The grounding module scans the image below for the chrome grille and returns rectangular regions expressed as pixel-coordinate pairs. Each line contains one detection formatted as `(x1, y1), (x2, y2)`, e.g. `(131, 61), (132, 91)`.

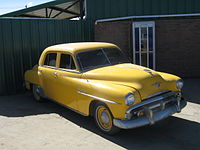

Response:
(125, 91), (181, 119)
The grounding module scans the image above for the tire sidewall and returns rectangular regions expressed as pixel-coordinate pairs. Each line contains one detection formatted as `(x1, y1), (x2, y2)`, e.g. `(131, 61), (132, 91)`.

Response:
(94, 103), (120, 135)
(32, 84), (42, 101)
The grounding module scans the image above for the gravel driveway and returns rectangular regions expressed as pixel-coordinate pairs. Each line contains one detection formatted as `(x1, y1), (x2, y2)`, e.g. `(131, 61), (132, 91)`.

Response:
(0, 79), (199, 150)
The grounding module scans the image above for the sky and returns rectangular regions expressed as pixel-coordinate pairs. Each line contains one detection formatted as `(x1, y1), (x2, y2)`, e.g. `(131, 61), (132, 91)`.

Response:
(0, 0), (52, 15)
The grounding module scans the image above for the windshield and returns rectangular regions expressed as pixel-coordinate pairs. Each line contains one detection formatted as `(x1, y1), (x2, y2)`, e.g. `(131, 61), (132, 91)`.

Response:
(76, 48), (130, 71)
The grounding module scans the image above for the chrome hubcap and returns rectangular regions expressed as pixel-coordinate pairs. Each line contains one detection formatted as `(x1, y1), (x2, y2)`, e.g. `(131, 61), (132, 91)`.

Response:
(36, 88), (40, 96)
(33, 85), (40, 100)
(101, 112), (109, 124)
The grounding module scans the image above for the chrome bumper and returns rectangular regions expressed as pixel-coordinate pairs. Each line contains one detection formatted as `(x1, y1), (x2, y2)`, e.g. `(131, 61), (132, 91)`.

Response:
(113, 92), (187, 129)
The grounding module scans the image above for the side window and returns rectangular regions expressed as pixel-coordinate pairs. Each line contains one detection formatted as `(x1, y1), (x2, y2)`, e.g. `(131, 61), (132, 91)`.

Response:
(44, 53), (57, 67)
(60, 54), (76, 70)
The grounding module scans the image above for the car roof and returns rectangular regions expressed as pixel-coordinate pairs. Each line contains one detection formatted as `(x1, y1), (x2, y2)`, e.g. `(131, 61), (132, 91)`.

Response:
(45, 42), (118, 54)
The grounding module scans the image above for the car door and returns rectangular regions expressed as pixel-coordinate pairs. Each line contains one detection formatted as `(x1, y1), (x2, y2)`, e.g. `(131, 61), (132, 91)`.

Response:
(38, 52), (60, 100)
(55, 52), (82, 110)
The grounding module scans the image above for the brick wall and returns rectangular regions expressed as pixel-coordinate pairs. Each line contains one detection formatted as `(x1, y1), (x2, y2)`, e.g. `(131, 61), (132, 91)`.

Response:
(95, 18), (200, 78)
(95, 21), (133, 61)
(156, 18), (200, 78)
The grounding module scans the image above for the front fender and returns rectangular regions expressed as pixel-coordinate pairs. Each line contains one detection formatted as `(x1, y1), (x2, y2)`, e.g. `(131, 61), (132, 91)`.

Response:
(157, 71), (181, 91)
(157, 71), (180, 81)
(87, 80), (141, 119)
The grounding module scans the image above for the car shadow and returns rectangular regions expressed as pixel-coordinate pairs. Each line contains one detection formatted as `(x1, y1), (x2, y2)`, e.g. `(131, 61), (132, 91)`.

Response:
(0, 92), (199, 150)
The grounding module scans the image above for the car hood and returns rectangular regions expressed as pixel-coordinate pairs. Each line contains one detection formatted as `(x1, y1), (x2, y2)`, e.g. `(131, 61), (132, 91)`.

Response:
(83, 63), (175, 99)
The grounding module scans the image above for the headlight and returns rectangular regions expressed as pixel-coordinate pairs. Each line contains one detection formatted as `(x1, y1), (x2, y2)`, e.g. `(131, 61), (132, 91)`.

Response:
(176, 79), (184, 89)
(125, 93), (135, 106)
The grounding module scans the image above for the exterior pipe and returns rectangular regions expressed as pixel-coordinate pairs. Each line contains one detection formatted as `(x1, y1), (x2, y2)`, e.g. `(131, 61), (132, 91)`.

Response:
(95, 13), (200, 24)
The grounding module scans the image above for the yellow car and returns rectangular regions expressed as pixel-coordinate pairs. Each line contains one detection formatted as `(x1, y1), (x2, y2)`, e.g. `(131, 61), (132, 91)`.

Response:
(25, 42), (186, 134)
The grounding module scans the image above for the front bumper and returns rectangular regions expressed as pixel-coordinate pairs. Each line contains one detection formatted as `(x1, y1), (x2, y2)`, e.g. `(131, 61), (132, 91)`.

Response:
(113, 91), (187, 129)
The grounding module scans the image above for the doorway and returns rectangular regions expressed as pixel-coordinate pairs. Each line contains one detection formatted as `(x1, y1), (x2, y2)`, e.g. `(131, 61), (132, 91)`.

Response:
(132, 21), (155, 69)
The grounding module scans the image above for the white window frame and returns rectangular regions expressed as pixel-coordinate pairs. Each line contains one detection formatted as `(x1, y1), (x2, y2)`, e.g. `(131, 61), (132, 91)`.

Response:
(132, 21), (156, 69)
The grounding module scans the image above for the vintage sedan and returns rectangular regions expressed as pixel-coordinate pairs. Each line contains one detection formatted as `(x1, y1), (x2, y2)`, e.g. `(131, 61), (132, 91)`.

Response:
(25, 42), (186, 134)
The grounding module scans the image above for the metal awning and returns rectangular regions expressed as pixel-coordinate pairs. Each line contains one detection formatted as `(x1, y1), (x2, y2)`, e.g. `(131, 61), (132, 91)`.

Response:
(0, 0), (85, 19)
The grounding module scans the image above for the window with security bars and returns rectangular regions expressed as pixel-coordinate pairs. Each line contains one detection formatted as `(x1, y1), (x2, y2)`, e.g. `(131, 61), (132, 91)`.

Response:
(133, 21), (155, 69)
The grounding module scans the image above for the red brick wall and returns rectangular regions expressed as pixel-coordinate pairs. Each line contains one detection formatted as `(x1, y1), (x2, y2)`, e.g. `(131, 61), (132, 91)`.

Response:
(95, 18), (200, 78)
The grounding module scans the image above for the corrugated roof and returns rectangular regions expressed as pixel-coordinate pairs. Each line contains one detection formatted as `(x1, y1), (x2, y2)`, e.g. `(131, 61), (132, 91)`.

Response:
(0, 0), (84, 19)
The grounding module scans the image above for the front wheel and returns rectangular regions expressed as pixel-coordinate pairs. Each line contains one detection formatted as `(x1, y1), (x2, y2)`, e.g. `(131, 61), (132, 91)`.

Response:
(94, 103), (120, 135)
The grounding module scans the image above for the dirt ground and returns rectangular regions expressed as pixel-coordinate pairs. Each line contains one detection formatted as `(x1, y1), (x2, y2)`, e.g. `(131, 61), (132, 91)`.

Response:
(0, 79), (200, 150)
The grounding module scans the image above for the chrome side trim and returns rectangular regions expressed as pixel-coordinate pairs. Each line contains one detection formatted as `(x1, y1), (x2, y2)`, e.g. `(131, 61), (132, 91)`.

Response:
(39, 65), (81, 74)
(78, 91), (121, 105)
(56, 68), (80, 73)
(126, 91), (177, 114)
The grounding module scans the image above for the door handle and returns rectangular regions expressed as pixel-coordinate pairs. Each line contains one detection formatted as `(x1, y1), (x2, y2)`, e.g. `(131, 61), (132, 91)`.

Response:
(38, 69), (43, 75)
(54, 72), (58, 77)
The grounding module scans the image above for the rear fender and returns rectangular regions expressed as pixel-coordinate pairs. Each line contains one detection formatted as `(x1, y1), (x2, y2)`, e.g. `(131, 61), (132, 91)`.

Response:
(24, 65), (40, 89)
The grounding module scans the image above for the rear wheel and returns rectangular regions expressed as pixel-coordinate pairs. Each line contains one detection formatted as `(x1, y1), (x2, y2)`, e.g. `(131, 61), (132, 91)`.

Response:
(94, 103), (120, 135)
(32, 84), (43, 102)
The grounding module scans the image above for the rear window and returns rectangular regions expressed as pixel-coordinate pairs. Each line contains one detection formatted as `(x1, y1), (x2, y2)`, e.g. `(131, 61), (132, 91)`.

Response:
(60, 54), (76, 70)
(44, 53), (57, 67)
